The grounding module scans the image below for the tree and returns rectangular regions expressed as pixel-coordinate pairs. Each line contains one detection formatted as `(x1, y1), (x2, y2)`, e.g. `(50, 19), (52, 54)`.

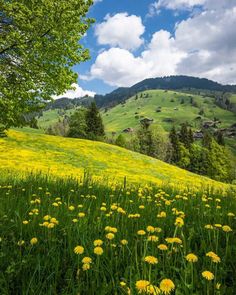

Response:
(67, 109), (87, 138)
(0, 0), (93, 130)
(115, 134), (126, 148)
(216, 131), (225, 146)
(85, 102), (105, 140)
(179, 123), (189, 148)
(169, 126), (181, 163)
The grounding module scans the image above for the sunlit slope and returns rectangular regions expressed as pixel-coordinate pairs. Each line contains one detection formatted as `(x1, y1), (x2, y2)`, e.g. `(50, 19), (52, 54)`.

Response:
(102, 90), (236, 133)
(0, 129), (232, 191)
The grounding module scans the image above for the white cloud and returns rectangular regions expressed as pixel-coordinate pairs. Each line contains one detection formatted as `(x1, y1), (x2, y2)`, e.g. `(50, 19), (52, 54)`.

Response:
(84, 2), (236, 87)
(95, 13), (145, 50)
(54, 83), (96, 99)
(152, 0), (205, 11)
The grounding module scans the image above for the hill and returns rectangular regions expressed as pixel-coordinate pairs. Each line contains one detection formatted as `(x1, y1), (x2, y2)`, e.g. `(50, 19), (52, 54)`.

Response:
(94, 75), (236, 108)
(102, 89), (236, 134)
(0, 128), (232, 192)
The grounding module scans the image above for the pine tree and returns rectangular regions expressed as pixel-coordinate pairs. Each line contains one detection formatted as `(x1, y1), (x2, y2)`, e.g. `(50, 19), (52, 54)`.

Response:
(85, 102), (105, 140)
(169, 126), (181, 163)
(216, 131), (225, 146)
(179, 123), (189, 147)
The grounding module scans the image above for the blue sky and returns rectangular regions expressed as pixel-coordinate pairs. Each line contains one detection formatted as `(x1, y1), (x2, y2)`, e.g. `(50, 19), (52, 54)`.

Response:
(58, 0), (236, 98)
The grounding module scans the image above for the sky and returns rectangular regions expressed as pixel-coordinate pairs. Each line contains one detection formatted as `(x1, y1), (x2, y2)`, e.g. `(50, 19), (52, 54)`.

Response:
(57, 0), (236, 98)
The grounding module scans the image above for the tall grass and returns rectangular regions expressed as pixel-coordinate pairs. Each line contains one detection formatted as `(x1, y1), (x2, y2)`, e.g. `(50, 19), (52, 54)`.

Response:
(0, 174), (235, 294)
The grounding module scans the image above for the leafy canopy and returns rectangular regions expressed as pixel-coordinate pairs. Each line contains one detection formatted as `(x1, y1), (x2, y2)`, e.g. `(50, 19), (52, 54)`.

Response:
(0, 0), (94, 128)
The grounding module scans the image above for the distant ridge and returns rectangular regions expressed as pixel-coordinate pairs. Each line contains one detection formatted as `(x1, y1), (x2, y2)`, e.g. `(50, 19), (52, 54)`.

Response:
(94, 75), (236, 108)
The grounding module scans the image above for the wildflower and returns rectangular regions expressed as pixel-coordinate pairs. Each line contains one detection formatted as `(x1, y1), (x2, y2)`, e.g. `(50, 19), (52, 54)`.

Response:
(216, 283), (221, 290)
(72, 219), (78, 223)
(121, 239), (128, 245)
(144, 256), (158, 264)
(94, 246), (104, 255)
(106, 233), (115, 240)
(120, 281), (126, 287)
(52, 202), (59, 207)
(222, 225), (232, 232)
(157, 211), (166, 218)
(50, 218), (58, 224)
(47, 223), (55, 229)
(137, 230), (146, 236)
(22, 220), (29, 225)
(206, 252), (221, 263)
(214, 224), (222, 228)
(139, 205), (145, 209)
(147, 226), (155, 233)
(43, 215), (51, 221)
(30, 237), (38, 245)
(136, 280), (150, 293)
(17, 240), (25, 246)
(74, 245), (84, 255)
(148, 235), (159, 242)
(94, 239), (103, 246)
(82, 257), (92, 264)
(227, 212), (235, 217)
(202, 271), (214, 280)
(100, 206), (107, 211)
(165, 237), (182, 244)
(82, 263), (90, 271)
(186, 253), (198, 263)
(78, 212), (85, 218)
(175, 217), (184, 227)
(147, 285), (161, 294)
(159, 279), (175, 294)
(158, 244), (168, 251)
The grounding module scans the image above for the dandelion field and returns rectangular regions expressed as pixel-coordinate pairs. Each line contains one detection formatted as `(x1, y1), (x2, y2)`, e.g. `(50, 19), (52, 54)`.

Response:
(0, 174), (235, 294)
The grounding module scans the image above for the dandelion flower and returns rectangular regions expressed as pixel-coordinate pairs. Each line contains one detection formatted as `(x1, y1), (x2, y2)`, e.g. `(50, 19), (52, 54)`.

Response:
(30, 237), (38, 245)
(186, 253), (198, 263)
(202, 271), (214, 280)
(22, 220), (29, 225)
(68, 206), (75, 211)
(144, 256), (158, 264)
(106, 233), (115, 240)
(82, 263), (90, 271)
(159, 279), (175, 294)
(136, 280), (150, 293)
(222, 225), (232, 232)
(147, 226), (155, 233)
(158, 244), (168, 251)
(94, 239), (103, 246)
(74, 245), (84, 255)
(78, 212), (85, 218)
(82, 257), (92, 264)
(121, 239), (128, 245)
(206, 252), (221, 263)
(137, 230), (146, 236)
(94, 246), (103, 255)
(147, 285), (161, 294)
(175, 217), (184, 227)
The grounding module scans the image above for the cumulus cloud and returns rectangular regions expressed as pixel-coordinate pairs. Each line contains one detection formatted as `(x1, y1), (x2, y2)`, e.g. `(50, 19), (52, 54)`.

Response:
(95, 13), (145, 50)
(84, 3), (236, 87)
(151, 0), (205, 11)
(54, 83), (96, 99)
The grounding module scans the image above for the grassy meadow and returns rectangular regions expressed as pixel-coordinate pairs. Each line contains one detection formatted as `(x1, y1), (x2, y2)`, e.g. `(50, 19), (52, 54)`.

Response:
(101, 90), (236, 134)
(0, 173), (235, 294)
(0, 129), (233, 192)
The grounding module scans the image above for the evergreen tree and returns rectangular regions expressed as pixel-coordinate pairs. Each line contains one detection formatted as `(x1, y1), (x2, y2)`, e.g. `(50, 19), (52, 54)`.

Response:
(85, 102), (105, 140)
(216, 131), (225, 146)
(67, 109), (87, 139)
(179, 123), (190, 148)
(188, 128), (194, 146)
(137, 123), (155, 157)
(169, 126), (181, 163)
(202, 131), (212, 149)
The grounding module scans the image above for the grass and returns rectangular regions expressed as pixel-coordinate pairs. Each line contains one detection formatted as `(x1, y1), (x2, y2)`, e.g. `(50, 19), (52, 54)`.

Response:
(0, 129), (234, 192)
(101, 90), (236, 134)
(0, 174), (235, 294)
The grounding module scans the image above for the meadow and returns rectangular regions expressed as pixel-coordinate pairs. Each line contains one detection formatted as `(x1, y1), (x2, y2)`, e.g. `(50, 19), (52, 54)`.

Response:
(0, 173), (235, 294)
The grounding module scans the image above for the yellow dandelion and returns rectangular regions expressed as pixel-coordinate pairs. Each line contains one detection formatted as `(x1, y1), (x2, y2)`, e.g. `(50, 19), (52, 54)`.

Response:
(144, 256), (158, 264)
(22, 220), (29, 225)
(82, 257), (92, 264)
(78, 212), (85, 218)
(159, 279), (175, 294)
(148, 235), (159, 242)
(137, 230), (146, 236)
(93, 239), (103, 246)
(30, 237), (38, 245)
(94, 246), (103, 255)
(68, 206), (75, 211)
(82, 263), (90, 271)
(186, 253), (198, 263)
(74, 245), (84, 255)
(121, 239), (128, 245)
(206, 252), (221, 263)
(136, 280), (150, 293)
(158, 244), (168, 251)
(147, 226), (155, 233)
(222, 225), (232, 232)
(147, 285), (161, 294)
(106, 233), (115, 240)
(175, 217), (184, 227)
(202, 271), (214, 280)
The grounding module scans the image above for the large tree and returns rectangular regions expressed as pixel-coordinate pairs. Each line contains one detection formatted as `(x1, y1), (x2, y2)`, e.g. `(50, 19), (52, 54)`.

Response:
(0, 0), (93, 130)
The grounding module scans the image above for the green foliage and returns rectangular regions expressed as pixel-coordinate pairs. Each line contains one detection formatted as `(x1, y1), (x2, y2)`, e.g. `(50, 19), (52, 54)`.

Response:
(115, 134), (126, 148)
(85, 102), (105, 140)
(0, 0), (93, 129)
(67, 109), (87, 139)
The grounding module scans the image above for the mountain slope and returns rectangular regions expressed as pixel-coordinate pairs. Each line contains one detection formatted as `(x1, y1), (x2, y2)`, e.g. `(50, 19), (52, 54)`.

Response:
(0, 129), (232, 191)
(102, 89), (236, 133)
(94, 75), (236, 108)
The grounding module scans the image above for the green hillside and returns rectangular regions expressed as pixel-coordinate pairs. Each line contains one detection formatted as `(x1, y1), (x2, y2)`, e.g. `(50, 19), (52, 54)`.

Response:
(0, 128), (232, 192)
(101, 90), (236, 134)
